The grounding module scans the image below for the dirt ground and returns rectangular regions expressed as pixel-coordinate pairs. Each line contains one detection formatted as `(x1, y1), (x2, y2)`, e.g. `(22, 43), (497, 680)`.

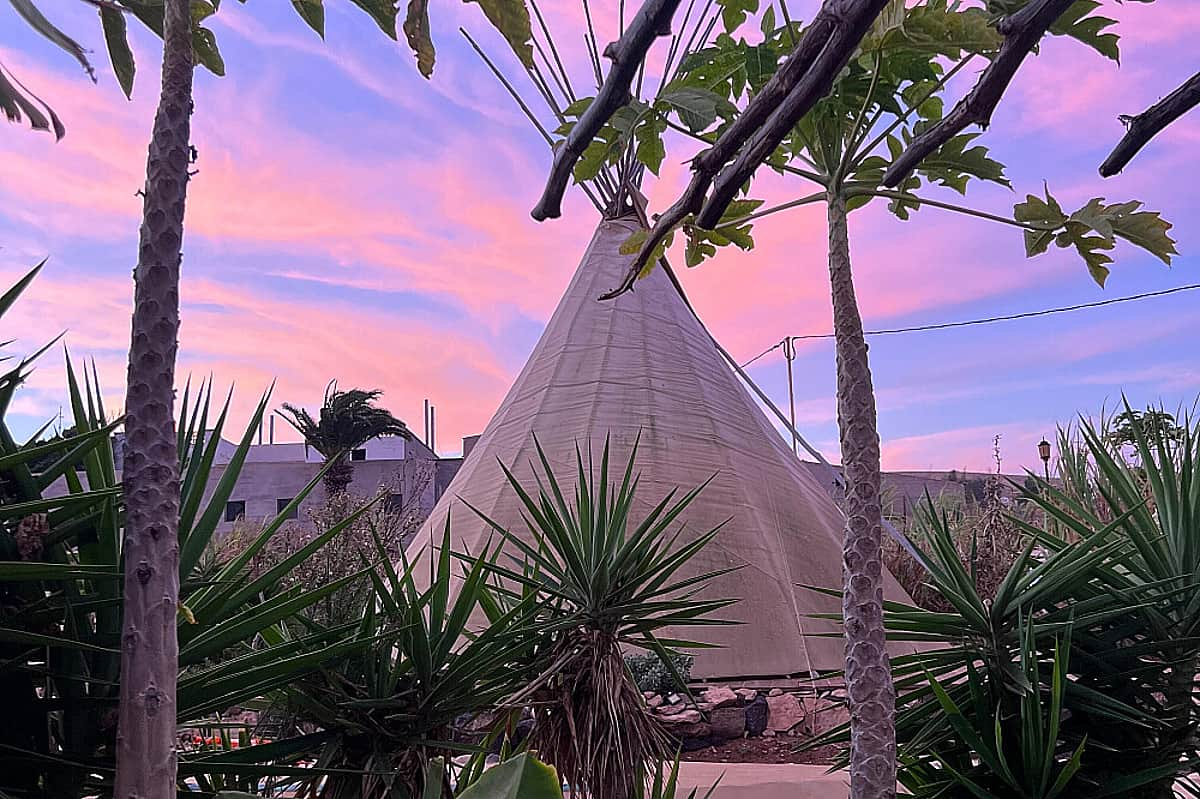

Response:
(680, 735), (840, 765)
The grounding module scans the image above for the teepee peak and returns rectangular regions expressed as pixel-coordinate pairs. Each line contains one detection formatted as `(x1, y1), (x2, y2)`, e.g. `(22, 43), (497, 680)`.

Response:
(404, 221), (911, 678)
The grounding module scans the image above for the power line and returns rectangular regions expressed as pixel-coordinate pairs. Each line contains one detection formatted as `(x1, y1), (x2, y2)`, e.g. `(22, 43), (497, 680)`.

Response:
(740, 283), (1200, 368)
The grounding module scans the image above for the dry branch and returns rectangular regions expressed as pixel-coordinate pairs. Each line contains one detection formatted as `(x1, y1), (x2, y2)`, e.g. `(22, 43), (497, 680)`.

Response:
(881, 0), (1076, 187)
(1100, 71), (1200, 177)
(695, 0), (890, 228)
(531, 0), (685, 221)
(600, 0), (891, 299)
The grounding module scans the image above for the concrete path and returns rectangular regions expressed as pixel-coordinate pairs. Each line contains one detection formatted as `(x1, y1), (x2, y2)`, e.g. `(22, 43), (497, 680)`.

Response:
(677, 763), (850, 798)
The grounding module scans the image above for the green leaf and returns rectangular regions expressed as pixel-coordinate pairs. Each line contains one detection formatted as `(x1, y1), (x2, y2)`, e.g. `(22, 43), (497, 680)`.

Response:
(619, 229), (648, 256)
(100, 5), (136, 99)
(1106, 202), (1178, 265)
(457, 752), (563, 798)
(348, 0), (399, 38)
(916, 132), (1009, 193)
(1049, 0), (1119, 62)
(759, 5), (775, 37)
(8, 0), (95, 80)
(563, 97), (594, 117)
(634, 117), (666, 176)
(192, 24), (225, 77)
(1017, 189), (1177, 286)
(744, 42), (777, 92)
(465, 0), (534, 68)
(291, 0), (325, 37)
(402, 0), (435, 77)
(685, 235), (716, 267)
(573, 138), (611, 182)
(1014, 187), (1066, 257)
(660, 87), (730, 132)
(717, 0), (758, 33)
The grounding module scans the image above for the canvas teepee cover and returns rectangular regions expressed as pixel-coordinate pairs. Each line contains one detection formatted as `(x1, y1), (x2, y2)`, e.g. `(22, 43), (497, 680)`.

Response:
(405, 217), (912, 679)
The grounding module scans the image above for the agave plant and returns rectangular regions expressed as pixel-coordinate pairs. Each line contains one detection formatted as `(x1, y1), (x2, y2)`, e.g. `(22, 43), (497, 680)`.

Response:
(0, 264), (385, 797)
(468, 436), (738, 799)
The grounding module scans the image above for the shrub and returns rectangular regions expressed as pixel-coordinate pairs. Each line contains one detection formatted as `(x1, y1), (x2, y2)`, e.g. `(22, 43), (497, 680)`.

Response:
(625, 651), (693, 696)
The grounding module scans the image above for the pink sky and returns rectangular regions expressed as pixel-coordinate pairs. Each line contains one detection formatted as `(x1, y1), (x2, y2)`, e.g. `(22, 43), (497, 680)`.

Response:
(0, 1), (1196, 473)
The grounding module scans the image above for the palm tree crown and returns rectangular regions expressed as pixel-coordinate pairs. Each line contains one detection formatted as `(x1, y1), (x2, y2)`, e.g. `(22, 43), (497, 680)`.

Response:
(279, 382), (412, 495)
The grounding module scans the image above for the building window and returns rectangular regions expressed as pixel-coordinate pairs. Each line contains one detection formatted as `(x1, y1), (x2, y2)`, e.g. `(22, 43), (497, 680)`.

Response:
(277, 498), (298, 520)
(385, 492), (404, 514)
(350, 448), (367, 462)
(225, 501), (245, 523)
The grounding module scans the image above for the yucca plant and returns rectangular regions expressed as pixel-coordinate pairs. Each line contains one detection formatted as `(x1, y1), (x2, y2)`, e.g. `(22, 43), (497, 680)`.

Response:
(266, 522), (538, 799)
(1027, 403), (1200, 798)
(468, 436), (738, 799)
(812, 400), (1200, 798)
(0, 263), (386, 797)
(902, 622), (1086, 799)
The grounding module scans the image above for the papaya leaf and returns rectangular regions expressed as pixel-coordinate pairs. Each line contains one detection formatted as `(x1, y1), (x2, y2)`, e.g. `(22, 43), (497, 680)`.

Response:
(349, 0), (399, 39)
(8, 0), (95, 80)
(402, 0), (435, 78)
(291, 0), (324, 37)
(634, 116), (667, 176)
(100, 5), (136, 99)
(717, 0), (758, 33)
(465, 0), (534, 68)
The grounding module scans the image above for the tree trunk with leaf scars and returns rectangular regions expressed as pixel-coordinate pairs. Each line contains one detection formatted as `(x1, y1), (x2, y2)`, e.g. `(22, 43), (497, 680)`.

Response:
(827, 191), (897, 799)
(114, 0), (193, 794)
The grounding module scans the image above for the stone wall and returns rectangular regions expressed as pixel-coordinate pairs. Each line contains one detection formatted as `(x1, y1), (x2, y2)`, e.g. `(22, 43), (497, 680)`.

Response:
(652, 684), (850, 751)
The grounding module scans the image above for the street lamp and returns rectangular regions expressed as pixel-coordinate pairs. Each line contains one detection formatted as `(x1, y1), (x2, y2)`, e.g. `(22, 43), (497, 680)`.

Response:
(1038, 438), (1052, 481)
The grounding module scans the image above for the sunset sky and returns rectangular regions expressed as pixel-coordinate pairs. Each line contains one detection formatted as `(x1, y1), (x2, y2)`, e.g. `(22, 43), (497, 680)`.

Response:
(0, 1), (1196, 473)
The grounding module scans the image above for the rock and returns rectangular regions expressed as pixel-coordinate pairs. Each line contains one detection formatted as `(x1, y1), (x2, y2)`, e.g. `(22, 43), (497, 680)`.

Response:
(763, 729), (776, 738)
(744, 695), (768, 736)
(735, 688), (758, 702)
(674, 720), (711, 738)
(701, 686), (739, 709)
(646, 694), (663, 709)
(660, 709), (702, 725)
(680, 729), (713, 752)
(695, 701), (714, 713)
(805, 697), (850, 736)
(709, 706), (746, 741)
(643, 690), (658, 700)
(768, 688), (784, 697)
(766, 692), (805, 733)
(465, 710), (499, 733)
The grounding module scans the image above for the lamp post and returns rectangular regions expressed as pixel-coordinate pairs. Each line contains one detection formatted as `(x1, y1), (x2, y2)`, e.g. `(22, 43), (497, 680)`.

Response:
(1038, 438), (1052, 482)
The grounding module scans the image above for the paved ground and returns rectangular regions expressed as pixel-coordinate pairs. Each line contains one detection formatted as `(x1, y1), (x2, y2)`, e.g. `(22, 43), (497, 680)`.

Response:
(678, 762), (851, 798)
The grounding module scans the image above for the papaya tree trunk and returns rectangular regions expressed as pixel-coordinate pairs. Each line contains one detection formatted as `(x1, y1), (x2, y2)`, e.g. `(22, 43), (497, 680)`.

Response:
(827, 191), (896, 799)
(114, 0), (194, 794)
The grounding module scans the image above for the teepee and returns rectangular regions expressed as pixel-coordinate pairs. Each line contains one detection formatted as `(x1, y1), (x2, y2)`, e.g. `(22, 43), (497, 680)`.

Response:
(404, 216), (913, 679)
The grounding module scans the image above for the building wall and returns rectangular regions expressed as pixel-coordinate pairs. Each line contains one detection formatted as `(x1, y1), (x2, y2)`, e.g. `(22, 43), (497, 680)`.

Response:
(213, 455), (437, 536)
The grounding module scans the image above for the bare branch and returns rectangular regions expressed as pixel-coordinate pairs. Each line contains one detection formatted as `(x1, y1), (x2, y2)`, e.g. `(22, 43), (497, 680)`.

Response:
(696, 0), (890, 228)
(599, 0), (890, 298)
(531, 0), (685, 221)
(1100, 71), (1200, 177)
(882, 0), (1075, 188)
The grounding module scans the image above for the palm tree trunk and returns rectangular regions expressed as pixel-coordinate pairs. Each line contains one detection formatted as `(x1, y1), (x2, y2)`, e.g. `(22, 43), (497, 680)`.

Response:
(324, 455), (354, 497)
(114, 0), (193, 794)
(827, 191), (896, 799)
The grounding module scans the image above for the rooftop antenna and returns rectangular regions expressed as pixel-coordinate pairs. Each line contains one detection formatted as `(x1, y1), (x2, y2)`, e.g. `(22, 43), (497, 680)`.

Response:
(423, 398), (430, 447)
(429, 405), (436, 455)
(269, 414), (275, 445)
